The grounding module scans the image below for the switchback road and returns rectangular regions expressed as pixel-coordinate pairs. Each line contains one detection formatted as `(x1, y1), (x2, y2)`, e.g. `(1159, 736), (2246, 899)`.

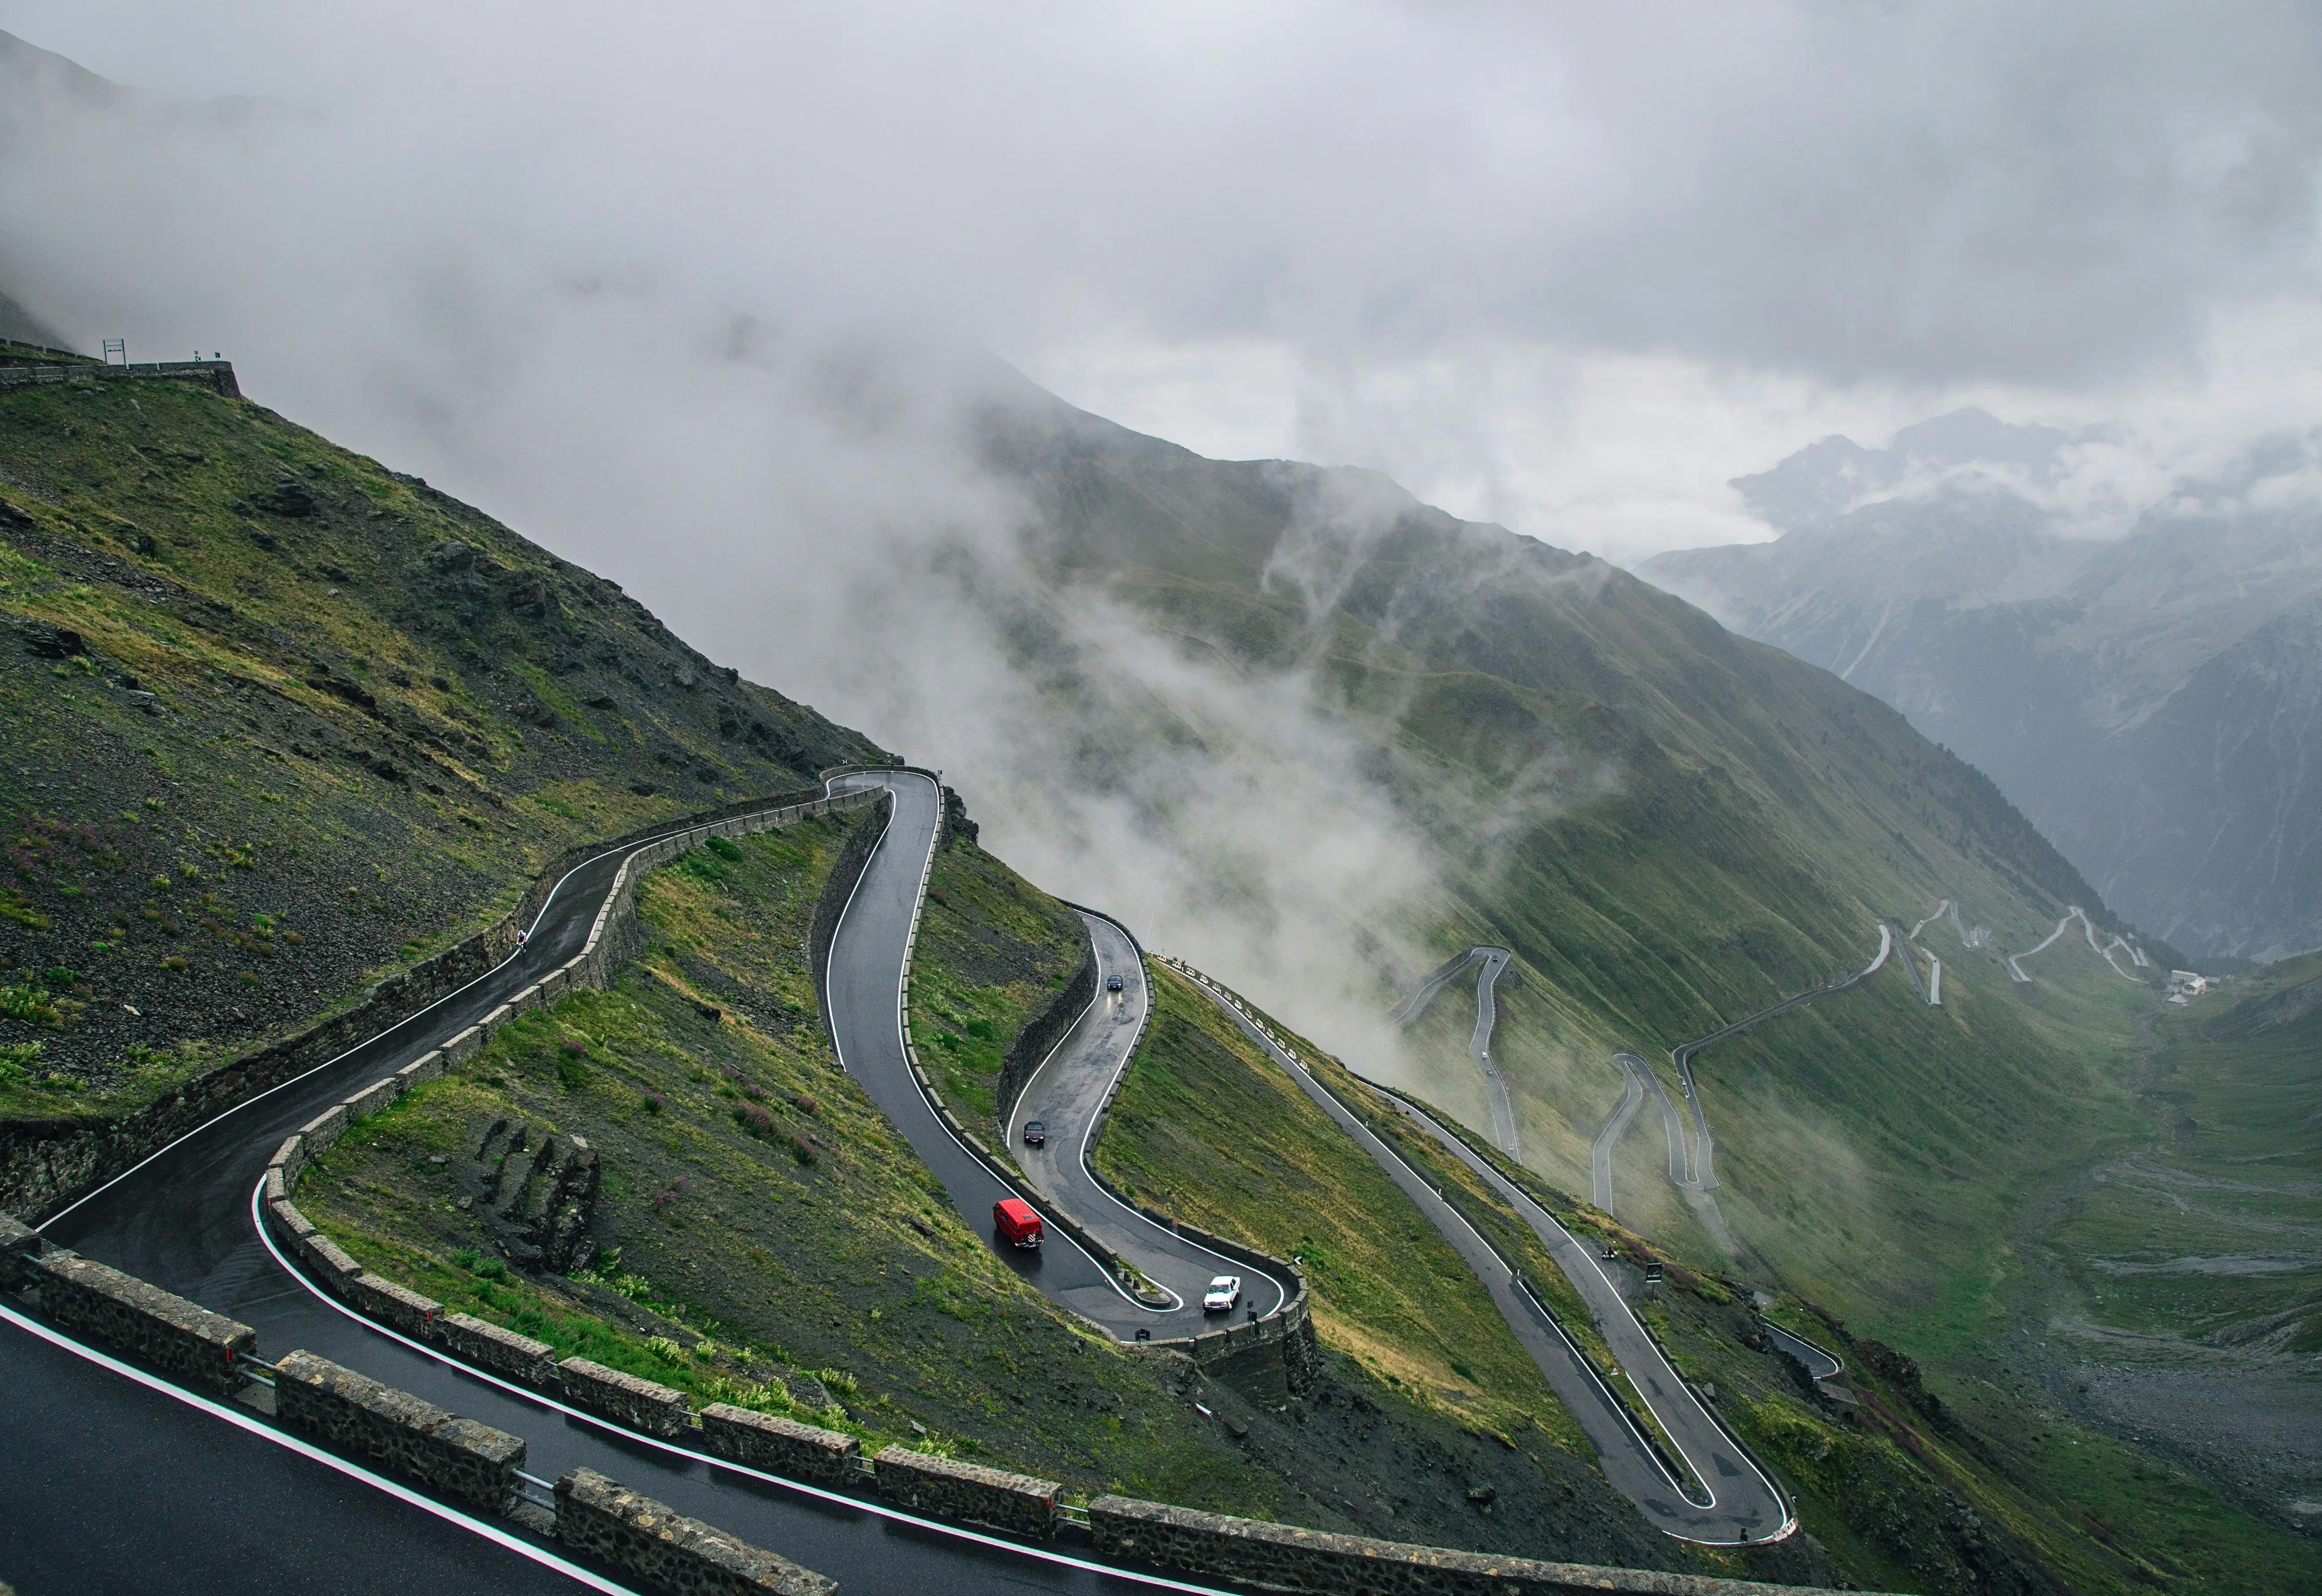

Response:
(24, 777), (1231, 1596)
(1392, 946), (1519, 1158)
(1005, 910), (1291, 1325)
(1171, 963), (1793, 1547)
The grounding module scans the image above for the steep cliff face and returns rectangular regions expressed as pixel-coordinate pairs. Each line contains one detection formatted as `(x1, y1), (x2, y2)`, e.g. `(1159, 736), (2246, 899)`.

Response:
(1643, 413), (2322, 963)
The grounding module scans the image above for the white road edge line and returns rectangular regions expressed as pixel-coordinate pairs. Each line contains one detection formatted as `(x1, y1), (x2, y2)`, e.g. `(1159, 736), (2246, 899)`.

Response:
(38, 794), (851, 1233)
(1030, 926), (1288, 1322)
(1164, 959), (1808, 1545)
(828, 774), (1176, 1319)
(0, 1298), (641, 1596)
(247, 1178), (1239, 1596)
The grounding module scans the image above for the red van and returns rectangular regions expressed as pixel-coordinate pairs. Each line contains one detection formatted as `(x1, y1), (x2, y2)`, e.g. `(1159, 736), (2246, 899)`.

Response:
(993, 1197), (1043, 1249)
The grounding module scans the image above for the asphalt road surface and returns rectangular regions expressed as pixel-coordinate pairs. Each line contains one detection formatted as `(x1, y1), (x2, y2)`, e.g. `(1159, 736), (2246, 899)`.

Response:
(1006, 910), (1291, 1328)
(1761, 1319), (1842, 1382)
(1392, 946), (1519, 1158)
(1669, 923), (1892, 1191)
(1170, 963), (1793, 1547)
(25, 778), (1232, 1596)
(826, 773), (1292, 1339)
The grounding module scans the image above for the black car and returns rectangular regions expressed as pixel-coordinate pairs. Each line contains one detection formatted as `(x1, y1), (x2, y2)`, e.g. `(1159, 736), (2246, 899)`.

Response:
(1022, 1120), (1047, 1146)
(1106, 974), (1124, 992)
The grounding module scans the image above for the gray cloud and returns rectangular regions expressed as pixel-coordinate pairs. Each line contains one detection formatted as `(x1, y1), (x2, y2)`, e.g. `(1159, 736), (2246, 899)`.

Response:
(2, 2), (2317, 1063)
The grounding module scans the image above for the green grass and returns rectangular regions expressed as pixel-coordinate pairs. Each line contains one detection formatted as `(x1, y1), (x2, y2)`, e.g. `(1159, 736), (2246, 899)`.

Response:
(298, 819), (1283, 1508)
(1096, 964), (1596, 1455)
(902, 839), (1084, 1127)
(0, 372), (877, 1120)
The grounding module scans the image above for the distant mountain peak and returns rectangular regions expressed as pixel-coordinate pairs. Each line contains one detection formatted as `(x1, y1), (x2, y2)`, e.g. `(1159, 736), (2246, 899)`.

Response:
(1733, 406), (2088, 532)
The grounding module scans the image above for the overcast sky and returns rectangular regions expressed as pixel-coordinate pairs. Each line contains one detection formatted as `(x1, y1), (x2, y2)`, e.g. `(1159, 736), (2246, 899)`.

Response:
(4, 0), (2318, 562)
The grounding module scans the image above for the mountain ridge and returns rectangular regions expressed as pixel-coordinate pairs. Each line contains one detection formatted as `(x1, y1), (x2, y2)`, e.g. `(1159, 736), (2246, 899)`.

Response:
(1642, 412), (2322, 962)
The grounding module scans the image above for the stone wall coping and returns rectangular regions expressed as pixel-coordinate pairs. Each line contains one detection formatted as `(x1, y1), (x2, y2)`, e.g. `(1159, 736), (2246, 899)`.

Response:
(555, 1467), (836, 1596)
(560, 1356), (693, 1437)
(0, 1209), (39, 1288)
(436, 1311), (559, 1387)
(1088, 1497), (1873, 1595)
(874, 1445), (1060, 1504)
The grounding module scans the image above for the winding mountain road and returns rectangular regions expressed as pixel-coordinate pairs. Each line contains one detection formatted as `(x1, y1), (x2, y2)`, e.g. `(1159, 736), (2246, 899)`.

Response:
(1669, 924), (1892, 1192)
(9, 762), (1811, 1584)
(1760, 1320), (1842, 1383)
(2003, 905), (2145, 984)
(18, 777), (1238, 1596)
(1591, 1052), (1691, 1214)
(1171, 963), (1793, 1547)
(1003, 910), (1289, 1324)
(827, 772), (1291, 1339)
(1393, 946), (1520, 1158)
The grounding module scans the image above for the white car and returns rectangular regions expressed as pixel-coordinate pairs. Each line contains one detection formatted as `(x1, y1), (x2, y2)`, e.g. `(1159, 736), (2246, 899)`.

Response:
(1202, 1274), (1242, 1313)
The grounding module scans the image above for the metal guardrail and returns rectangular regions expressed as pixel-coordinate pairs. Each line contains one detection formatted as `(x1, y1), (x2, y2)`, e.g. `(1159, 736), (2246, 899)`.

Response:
(235, 1351), (280, 1385)
(511, 1469), (560, 1510)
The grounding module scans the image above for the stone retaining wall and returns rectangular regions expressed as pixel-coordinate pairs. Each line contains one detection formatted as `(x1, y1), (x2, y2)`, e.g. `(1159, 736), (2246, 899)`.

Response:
(25, 1249), (255, 1393)
(560, 1356), (692, 1439)
(702, 1405), (863, 1487)
(990, 929), (1096, 1134)
(808, 790), (896, 1023)
(873, 1446), (1058, 1538)
(1089, 1497), (1863, 1596)
(0, 358), (241, 397)
(556, 1468), (836, 1596)
(274, 1349), (525, 1512)
(0, 1210), (37, 1287)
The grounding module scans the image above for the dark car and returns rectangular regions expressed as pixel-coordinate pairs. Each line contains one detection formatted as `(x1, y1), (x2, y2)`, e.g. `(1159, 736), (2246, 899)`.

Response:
(1106, 974), (1125, 992)
(1022, 1120), (1046, 1146)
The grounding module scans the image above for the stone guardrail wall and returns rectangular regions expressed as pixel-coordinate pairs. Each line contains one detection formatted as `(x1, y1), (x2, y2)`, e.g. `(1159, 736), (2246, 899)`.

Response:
(274, 1349), (526, 1513)
(873, 1446), (1060, 1539)
(990, 929), (1096, 1137)
(0, 778), (854, 1222)
(557, 1468), (836, 1596)
(0, 357), (241, 398)
(25, 1247), (257, 1394)
(1089, 1497), (1867, 1596)
(703, 1404), (863, 1488)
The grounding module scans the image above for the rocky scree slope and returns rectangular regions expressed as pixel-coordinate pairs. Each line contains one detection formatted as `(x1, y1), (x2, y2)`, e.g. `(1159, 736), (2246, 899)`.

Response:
(0, 357), (877, 1123)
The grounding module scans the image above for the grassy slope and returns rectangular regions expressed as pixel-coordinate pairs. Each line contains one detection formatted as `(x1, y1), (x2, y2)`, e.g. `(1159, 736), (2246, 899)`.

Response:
(1118, 970), (2312, 1595)
(987, 395), (2160, 1337)
(1973, 951), (2322, 1592)
(979, 401), (2318, 1577)
(902, 835), (1084, 1132)
(301, 818), (1281, 1507)
(0, 369), (876, 1121)
(1094, 966), (1857, 1585)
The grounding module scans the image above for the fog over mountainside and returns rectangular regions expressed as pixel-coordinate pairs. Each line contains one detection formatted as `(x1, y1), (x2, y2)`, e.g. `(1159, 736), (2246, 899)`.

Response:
(12, 14), (2322, 1582)
(1643, 412), (2322, 965)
